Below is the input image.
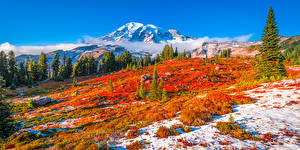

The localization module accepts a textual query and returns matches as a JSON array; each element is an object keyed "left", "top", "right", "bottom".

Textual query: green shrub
[
  {"left": 27, "top": 99, "right": 35, "bottom": 109},
  {"left": 216, "top": 122, "right": 259, "bottom": 141}
]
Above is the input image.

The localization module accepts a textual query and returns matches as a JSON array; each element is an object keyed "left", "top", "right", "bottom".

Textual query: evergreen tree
[
  {"left": 103, "top": 51, "right": 116, "bottom": 73},
  {"left": 157, "top": 78, "right": 164, "bottom": 99},
  {"left": 148, "top": 66, "right": 158, "bottom": 101},
  {"left": 66, "top": 55, "right": 73, "bottom": 78},
  {"left": 24, "top": 59, "right": 32, "bottom": 87},
  {"left": 144, "top": 54, "right": 151, "bottom": 66},
  {"left": 0, "top": 51, "right": 8, "bottom": 87},
  {"left": 7, "top": 51, "right": 17, "bottom": 87},
  {"left": 256, "top": 6, "right": 287, "bottom": 79},
  {"left": 32, "top": 60, "right": 39, "bottom": 81},
  {"left": 162, "top": 88, "right": 169, "bottom": 102},
  {"left": 168, "top": 45, "right": 174, "bottom": 59},
  {"left": 174, "top": 47, "right": 179, "bottom": 57},
  {"left": 138, "top": 80, "right": 146, "bottom": 99},
  {"left": 188, "top": 52, "right": 192, "bottom": 58},
  {"left": 210, "top": 69, "right": 216, "bottom": 82},
  {"left": 72, "top": 78, "right": 78, "bottom": 87},
  {"left": 72, "top": 62, "right": 80, "bottom": 77},
  {"left": 154, "top": 54, "right": 161, "bottom": 64},
  {"left": 27, "top": 58, "right": 34, "bottom": 81},
  {"left": 52, "top": 53, "right": 60, "bottom": 78},
  {"left": 18, "top": 62, "right": 26, "bottom": 85},
  {"left": 62, "top": 52, "right": 66, "bottom": 67},
  {"left": 161, "top": 45, "right": 170, "bottom": 61},
  {"left": 138, "top": 56, "right": 143, "bottom": 68},
  {"left": 0, "top": 77, "right": 14, "bottom": 140},
  {"left": 55, "top": 65, "right": 65, "bottom": 81},
  {"left": 38, "top": 52, "right": 48, "bottom": 80},
  {"left": 220, "top": 49, "right": 231, "bottom": 58}
]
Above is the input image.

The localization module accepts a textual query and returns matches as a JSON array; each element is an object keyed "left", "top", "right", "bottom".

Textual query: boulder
[
  {"left": 165, "top": 72, "right": 172, "bottom": 77},
  {"left": 141, "top": 75, "right": 149, "bottom": 81},
  {"left": 32, "top": 96, "right": 52, "bottom": 106},
  {"left": 215, "top": 66, "right": 220, "bottom": 71}
]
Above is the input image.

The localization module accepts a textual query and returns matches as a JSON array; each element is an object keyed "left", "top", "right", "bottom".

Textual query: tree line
[{"left": 0, "top": 45, "right": 190, "bottom": 89}]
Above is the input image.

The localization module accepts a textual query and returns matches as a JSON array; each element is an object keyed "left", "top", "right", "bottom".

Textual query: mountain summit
[{"left": 100, "top": 22, "right": 193, "bottom": 43}]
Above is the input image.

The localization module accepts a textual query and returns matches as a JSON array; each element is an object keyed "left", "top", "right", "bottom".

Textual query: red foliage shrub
[
  {"left": 126, "top": 126, "right": 141, "bottom": 139},
  {"left": 126, "top": 141, "right": 145, "bottom": 150},
  {"left": 261, "top": 133, "right": 276, "bottom": 143},
  {"left": 177, "top": 138, "right": 195, "bottom": 147}
]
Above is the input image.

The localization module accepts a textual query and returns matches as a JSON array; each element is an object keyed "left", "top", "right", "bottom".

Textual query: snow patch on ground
[{"left": 117, "top": 79, "right": 300, "bottom": 149}]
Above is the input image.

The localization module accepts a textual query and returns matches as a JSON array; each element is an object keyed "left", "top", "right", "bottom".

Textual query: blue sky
[{"left": 0, "top": 0, "right": 299, "bottom": 46}]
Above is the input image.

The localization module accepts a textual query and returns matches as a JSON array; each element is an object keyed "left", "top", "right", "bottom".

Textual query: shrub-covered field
[{"left": 2, "top": 57, "right": 299, "bottom": 149}]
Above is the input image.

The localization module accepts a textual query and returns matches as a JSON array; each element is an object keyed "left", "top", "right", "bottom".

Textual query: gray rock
[
  {"left": 32, "top": 96, "right": 52, "bottom": 106},
  {"left": 141, "top": 75, "right": 149, "bottom": 81}
]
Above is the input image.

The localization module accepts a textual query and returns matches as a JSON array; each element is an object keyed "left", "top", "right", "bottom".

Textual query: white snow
[{"left": 117, "top": 79, "right": 300, "bottom": 149}]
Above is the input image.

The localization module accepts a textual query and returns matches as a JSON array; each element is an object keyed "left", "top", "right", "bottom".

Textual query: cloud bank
[
  {"left": 0, "top": 34, "right": 253, "bottom": 56},
  {"left": 0, "top": 42, "right": 88, "bottom": 56},
  {"left": 84, "top": 34, "right": 253, "bottom": 55}
]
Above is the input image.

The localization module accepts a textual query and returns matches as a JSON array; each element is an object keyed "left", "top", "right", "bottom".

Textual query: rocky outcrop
[
  {"left": 32, "top": 96, "right": 53, "bottom": 106},
  {"left": 191, "top": 41, "right": 262, "bottom": 58}
]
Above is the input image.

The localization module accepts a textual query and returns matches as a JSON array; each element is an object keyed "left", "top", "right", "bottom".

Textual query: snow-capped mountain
[
  {"left": 99, "top": 22, "right": 193, "bottom": 43},
  {"left": 15, "top": 22, "right": 279, "bottom": 64}
]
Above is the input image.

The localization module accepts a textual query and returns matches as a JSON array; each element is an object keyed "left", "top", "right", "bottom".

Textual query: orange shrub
[
  {"left": 180, "top": 92, "right": 254, "bottom": 126},
  {"left": 126, "top": 126, "right": 141, "bottom": 139},
  {"left": 156, "top": 126, "right": 178, "bottom": 138},
  {"left": 126, "top": 141, "right": 145, "bottom": 150}
]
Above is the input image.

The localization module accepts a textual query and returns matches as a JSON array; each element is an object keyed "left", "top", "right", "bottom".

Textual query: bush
[
  {"left": 126, "top": 126, "right": 141, "bottom": 139},
  {"left": 155, "top": 126, "right": 178, "bottom": 138},
  {"left": 126, "top": 141, "right": 145, "bottom": 150},
  {"left": 10, "top": 84, "right": 16, "bottom": 90},
  {"left": 72, "top": 78, "right": 78, "bottom": 87},
  {"left": 180, "top": 92, "right": 253, "bottom": 126},
  {"left": 216, "top": 122, "right": 259, "bottom": 141},
  {"left": 74, "top": 139, "right": 98, "bottom": 150},
  {"left": 27, "top": 99, "right": 35, "bottom": 109},
  {"left": 180, "top": 109, "right": 212, "bottom": 126},
  {"left": 7, "top": 131, "right": 37, "bottom": 146},
  {"left": 171, "top": 124, "right": 192, "bottom": 133}
]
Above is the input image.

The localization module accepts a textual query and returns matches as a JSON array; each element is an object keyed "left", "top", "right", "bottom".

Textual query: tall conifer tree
[
  {"left": 52, "top": 53, "right": 60, "bottom": 78},
  {"left": 256, "top": 6, "right": 287, "bottom": 79},
  {"left": 148, "top": 66, "right": 158, "bottom": 101},
  {"left": 38, "top": 52, "right": 48, "bottom": 80}
]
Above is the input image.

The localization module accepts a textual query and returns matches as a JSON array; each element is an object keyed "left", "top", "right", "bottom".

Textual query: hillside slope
[
  {"left": 4, "top": 58, "right": 300, "bottom": 149},
  {"left": 119, "top": 79, "right": 300, "bottom": 149}
]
